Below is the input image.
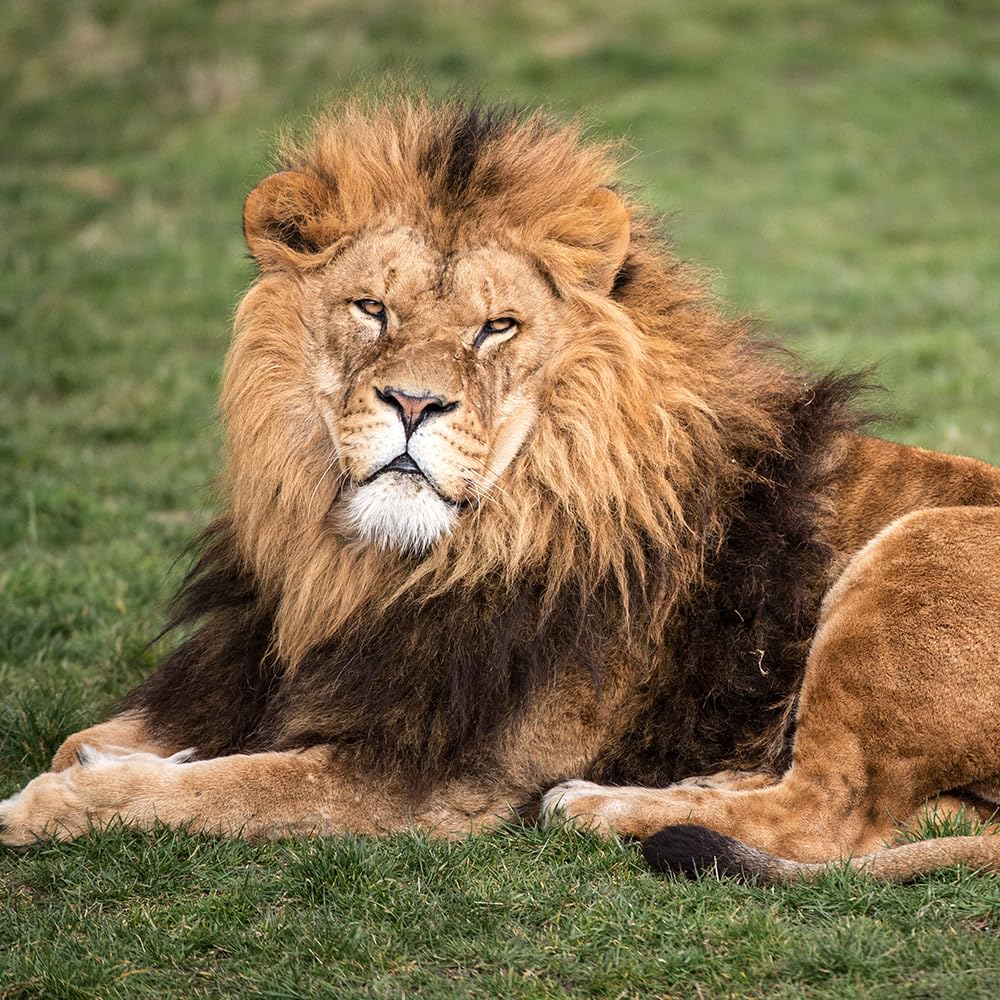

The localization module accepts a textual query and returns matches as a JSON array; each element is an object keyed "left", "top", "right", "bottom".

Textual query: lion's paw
[
  {"left": 0, "top": 770, "right": 86, "bottom": 847},
  {"left": 0, "top": 746, "right": 195, "bottom": 847},
  {"left": 541, "top": 779, "right": 626, "bottom": 836},
  {"left": 542, "top": 779, "right": 702, "bottom": 840},
  {"left": 72, "top": 746, "right": 196, "bottom": 767}
]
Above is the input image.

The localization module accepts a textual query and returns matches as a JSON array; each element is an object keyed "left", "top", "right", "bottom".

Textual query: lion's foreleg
[
  {"left": 672, "top": 769, "right": 780, "bottom": 792},
  {"left": 50, "top": 712, "right": 178, "bottom": 772},
  {"left": 0, "top": 746, "right": 524, "bottom": 847},
  {"left": 540, "top": 768, "right": 897, "bottom": 861},
  {"left": 1, "top": 747, "right": 370, "bottom": 845}
]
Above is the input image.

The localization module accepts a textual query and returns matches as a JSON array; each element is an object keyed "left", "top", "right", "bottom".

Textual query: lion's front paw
[
  {"left": 0, "top": 768, "right": 94, "bottom": 846},
  {"left": 541, "top": 779, "right": 629, "bottom": 836},
  {"left": 0, "top": 747, "right": 194, "bottom": 847},
  {"left": 542, "top": 779, "right": 703, "bottom": 840}
]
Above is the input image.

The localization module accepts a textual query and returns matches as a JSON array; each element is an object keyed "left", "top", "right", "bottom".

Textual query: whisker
[
  {"left": 309, "top": 453, "right": 343, "bottom": 507},
  {"left": 435, "top": 456, "right": 509, "bottom": 511}
]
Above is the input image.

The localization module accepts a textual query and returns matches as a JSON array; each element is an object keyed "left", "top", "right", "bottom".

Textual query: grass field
[{"left": 3, "top": 1, "right": 1000, "bottom": 996}]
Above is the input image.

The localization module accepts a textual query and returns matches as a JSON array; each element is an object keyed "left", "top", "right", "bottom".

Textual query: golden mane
[{"left": 220, "top": 97, "right": 826, "bottom": 668}]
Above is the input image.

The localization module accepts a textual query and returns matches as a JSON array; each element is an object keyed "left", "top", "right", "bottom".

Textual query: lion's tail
[{"left": 642, "top": 824, "right": 1000, "bottom": 884}]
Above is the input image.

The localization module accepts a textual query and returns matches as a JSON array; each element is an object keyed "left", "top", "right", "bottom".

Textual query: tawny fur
[
  {"left": 226, "top": 103, "right": 786, "bottom": 668},
  {"left": 2, "top": 98, "right": 999, "bottom": 883}
]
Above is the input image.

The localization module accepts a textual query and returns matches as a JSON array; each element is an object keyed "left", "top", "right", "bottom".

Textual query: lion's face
[
  {"left": 302, "top": 226, "right": 560, "bottom": 553},
  {"left": 236, "top": 112, "right": 632, "bottom": 562},
  {"left": 219, "top": 103, "right": 760, "bottom": 663}
]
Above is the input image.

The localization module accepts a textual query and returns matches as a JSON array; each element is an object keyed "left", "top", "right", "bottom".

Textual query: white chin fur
[{"left": 346, "top": 473, "right": 456, "bottom": 555}]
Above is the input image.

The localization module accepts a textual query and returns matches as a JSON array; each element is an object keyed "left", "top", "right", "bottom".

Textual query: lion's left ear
[
  {"left": 543, "top": 186, "right": 631, "bottom": 294},
  {"left": 582, "top": 186, "right": 631, "bottom": 294}
]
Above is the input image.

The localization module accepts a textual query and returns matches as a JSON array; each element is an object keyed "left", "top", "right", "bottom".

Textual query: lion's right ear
[{"left": 243, "top": 171, "right": 338, "bottom": 270}]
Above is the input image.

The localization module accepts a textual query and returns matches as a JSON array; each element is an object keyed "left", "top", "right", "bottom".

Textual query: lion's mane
[{"left": 124, "top": 99, "right": 865, "bottom": 788}]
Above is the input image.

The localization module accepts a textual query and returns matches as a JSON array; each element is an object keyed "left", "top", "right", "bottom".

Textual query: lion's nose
[{"left": 376, "top": 386, "right": 458, "bottom": 437}]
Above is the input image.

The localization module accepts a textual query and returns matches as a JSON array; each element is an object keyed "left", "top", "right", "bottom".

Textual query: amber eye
[
  {"left": 354, "top": 298, "right": 386, "bottom": 318},
  {"left": 474, "top": 316, "right": 518, "bottom": 349}
]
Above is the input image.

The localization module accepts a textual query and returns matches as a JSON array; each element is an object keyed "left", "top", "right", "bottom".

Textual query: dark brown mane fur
[
  {"left": 590, "top": 371, "right": 868, "bottom": 785},
  {"left": 123, "top": 371, "right": 866, "bottom": 792}
]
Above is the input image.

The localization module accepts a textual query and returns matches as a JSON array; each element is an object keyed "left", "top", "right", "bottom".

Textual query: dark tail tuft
[
  {"left": 641, "top": 824, "right": 770, "bottom": 881},
  {"left": 644, "top": 825, "right": 1000, "bottom": 884}
]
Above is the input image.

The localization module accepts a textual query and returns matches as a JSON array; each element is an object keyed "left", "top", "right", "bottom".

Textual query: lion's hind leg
[
  {"left": 542, "top": 763, "right": 888, "bottom": 857},
  {"left": 539, "top": 770, "right": 780, "bottom": 839},
  {"left": 546, "top": 507, "right": 1000, "bottom": 879},
  {"left": 542, "top": 769, "right": 1000, "bottom": 880}
]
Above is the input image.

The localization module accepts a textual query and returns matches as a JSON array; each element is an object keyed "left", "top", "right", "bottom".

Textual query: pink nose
[{"left": 376, "top": 386, "right": 457, "bottom": 436}]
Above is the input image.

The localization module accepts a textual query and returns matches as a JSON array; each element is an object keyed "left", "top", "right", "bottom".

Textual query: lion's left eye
[{"left": 474, "top": 316, "right": 518, "bottom": 349}]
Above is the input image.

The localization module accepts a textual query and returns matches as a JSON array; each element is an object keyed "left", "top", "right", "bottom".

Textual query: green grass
[
  {"left": 3, "top": 825, "right": 1000, "bottom": 999},
  {"left": 2, "top": 1, "right": 999, "bottom": 996}
]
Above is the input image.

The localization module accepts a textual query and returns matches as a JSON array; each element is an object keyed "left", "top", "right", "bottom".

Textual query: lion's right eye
[{"left": 354, "top": 298, "right": 386, "bottom": 319}]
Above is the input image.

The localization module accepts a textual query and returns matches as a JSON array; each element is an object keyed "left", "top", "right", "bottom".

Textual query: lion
[{"left": 2, "top": 98, "right": 999, "bottom": 884}]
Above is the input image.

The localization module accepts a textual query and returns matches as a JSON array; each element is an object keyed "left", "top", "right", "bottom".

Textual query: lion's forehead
[{"left": 328, "top": 227, "right": 553, "bottom": 320}]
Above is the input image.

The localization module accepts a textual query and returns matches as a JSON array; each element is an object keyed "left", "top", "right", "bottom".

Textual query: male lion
[{"left": 3, "top": 99, "right": 999, "bottom": 883}]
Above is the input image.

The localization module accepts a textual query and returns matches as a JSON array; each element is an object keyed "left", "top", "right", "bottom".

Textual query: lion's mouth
[
  {"left": 365, "top": 452, "right": 426, "bottom": 483},
  {"left": 357, "top": 453, "right": 478, "bottom": 520},
  {"left": 363, "top": 453, "right": 463, "bottom": 508},
  {"left": 347, "top": 453, "right": 460, "bottom": 553}
]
